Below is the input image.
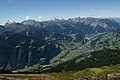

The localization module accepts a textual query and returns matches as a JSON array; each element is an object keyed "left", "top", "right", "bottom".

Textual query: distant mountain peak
[
  {"left": 21, "top": 19, "right": 41, "bottom": 26},
  {"left": 5, "top": 20, "right": 16, "bottom": 25}
]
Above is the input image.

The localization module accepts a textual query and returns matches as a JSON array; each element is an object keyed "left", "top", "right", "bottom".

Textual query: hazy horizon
[{"left": 0, "top": 0, "right": 120, "bottom": 24}]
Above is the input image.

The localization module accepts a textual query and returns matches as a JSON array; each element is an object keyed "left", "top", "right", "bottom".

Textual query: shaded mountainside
[
  {"left": 0, "top": 31, "right": 60, "bottom": 71},
  {"left": 16, "top": 49, "right": 120, "bottom": 73},
  {"left": 0, "top": 17, "right": 120, "bottom": 72},
  {"left": 4, "top": 23, "right": 47, "bottom": 38},
  {"left": 57, "top": 49, "right": 120, "bottom": 72}
]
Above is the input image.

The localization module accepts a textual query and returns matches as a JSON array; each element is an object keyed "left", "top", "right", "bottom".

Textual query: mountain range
[{"left": 0, "top": 17, "right": 120, "bottom": 73}]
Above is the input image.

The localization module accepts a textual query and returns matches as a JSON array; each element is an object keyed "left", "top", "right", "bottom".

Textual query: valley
[
  {"left": 1, "top": 0, "right": 120, "bottom": 79},
  {"left": 0, "top": 17, "right": 120, "bottom": 80}
]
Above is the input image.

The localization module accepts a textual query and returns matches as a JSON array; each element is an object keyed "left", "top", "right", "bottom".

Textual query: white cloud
[
  {"left": 25, "top": 16, "right": 29, "bottom": 20},
  {"left": 38, "top": 16, "right": 44, "bottom": 21},
  {"left": 51, "top": 16, "right": 63, "bottom": 20},
  {"left": 58, "top": 17, "right": 62, "bottom": 20}
]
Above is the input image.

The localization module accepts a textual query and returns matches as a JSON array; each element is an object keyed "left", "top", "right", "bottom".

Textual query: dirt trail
[{"left": 0, "top": 74, "right": 58, "bottom": 80}]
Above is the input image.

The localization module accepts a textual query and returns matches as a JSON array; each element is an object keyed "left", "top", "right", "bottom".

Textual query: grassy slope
[
  {"left": 1, "top": 64, "right": 119, "bottom": 80},
  {"left": 49, "top": 64, "right": 120, "bottom": 80}
]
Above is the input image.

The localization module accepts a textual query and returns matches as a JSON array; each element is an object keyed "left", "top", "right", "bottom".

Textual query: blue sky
[{"left": 0, "top": 0, "right": 120, "bottom": 24}]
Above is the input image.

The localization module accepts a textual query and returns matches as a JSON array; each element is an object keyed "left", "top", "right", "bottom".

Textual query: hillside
[
  {"left": 0, "top": 31, "right": 60, "bottom": 71},
  {"left": 49, "top": 29, "right": 120, "bottom": 64},
  {"left": 49, "top": 64, "right": 120, "bottom": 80},
  {"left": 15, "top": 30, "right": 120, "bottom": 73},
  {"left": 0, "top": 17, "right": 120, "bottom": 73},
  {"left": 0, "top": 64, "right": 120, "bottom": 80}
]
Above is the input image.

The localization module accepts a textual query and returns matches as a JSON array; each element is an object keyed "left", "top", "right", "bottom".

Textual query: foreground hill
[
  {"left": 50, "top": 64, "right": 120, "bottom": 80},
  {"left": 0, "top": 64, "right": 120, "bottom": 80}
]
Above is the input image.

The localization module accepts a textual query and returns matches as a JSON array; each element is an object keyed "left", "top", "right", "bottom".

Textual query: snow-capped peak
[{"left": 6, "top": 20, "right": 16, "bottom": 24}]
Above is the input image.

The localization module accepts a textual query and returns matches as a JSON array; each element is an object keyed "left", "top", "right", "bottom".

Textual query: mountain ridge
[{"left": 0, "top": 17, "right": 120, "bottom": 73}]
